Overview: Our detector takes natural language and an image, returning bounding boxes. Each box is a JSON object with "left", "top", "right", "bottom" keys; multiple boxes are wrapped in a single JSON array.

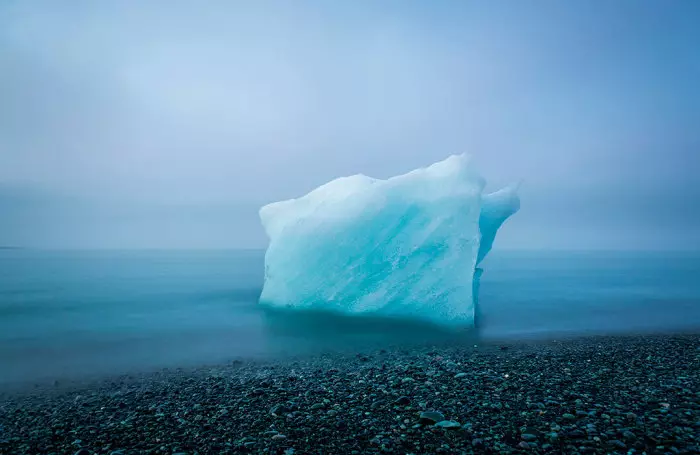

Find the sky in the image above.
[{"left": 1, "top": 0, "right": 699, "bottom": 249}]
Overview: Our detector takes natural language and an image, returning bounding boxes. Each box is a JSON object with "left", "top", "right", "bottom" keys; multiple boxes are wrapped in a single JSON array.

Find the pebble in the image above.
[
  {"left": 419, "top": 411, "right": 445, "bottom": 424},
  {"left": 394, "top": 396, "right": 411, "bottom": 406},
  {"left": 271, "top": 404, "right": 290, "bottom": 415},
  {"left": 568, "top": 429, "right": 585, "bottom": 438},
  {"left": 609, "top": 439, "right": 626, "bottom": 449},
  {"left": 434, "top": 420, "right": 461, "bottom": 429}
]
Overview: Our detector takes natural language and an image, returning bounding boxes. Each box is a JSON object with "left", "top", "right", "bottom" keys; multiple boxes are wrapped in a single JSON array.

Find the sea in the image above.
[{"left": 1, "top": 249, "right": 699, "bottom": 387}]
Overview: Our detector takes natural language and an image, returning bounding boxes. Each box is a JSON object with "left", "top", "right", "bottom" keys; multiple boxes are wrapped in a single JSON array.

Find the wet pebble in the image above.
[{"left": 419, "top": 411, "right": 445, "bottom": 424}]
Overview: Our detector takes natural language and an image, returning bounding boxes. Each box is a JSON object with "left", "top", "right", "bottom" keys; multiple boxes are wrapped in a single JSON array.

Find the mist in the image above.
[{"left": 1, "top": 0, "right": 698, "bottom": 249}]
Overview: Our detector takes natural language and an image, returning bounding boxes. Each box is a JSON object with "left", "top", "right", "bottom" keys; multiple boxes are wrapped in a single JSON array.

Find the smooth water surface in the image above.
[{"left": 1, "top": 249, "right": 699, "bottom": 386}]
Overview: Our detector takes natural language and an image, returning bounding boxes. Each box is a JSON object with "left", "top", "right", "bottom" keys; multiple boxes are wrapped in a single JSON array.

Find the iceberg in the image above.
[{"left": 258, "top": 154, "right": 519, "bottom": 327}]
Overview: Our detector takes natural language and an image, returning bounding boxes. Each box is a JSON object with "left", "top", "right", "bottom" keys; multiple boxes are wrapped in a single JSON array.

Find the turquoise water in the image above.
[{"left": 1, "top": 249, "right": 699, "bottom": 385}]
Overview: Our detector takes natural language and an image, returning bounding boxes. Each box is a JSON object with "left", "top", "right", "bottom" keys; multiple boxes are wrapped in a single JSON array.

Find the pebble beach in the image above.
[{"left": 1, "top": 333, "right": 699, "bottom": 455}]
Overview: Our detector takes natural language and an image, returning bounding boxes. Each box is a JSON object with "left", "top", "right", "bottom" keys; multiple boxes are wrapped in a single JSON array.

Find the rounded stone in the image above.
[{"left": 419, "top": 411, "right": 445, "bottom": 424}]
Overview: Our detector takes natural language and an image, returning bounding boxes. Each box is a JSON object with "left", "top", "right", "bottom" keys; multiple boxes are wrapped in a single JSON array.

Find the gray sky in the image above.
[{"left": 1, "top": 0, "right": 698, "bottom": 249}]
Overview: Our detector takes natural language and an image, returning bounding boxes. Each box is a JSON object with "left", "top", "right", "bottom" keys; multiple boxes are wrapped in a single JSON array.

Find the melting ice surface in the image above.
[{"left": 259, "top": 154, "right": 520, "bottom": 327}]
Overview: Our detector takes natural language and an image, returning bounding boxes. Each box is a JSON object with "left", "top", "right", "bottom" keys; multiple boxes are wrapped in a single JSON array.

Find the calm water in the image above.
[{"left": 1, "top": 249, "right": 699, "bottom": 386}]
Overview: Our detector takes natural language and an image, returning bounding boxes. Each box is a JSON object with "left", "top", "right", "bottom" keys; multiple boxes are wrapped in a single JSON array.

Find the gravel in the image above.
[{"left": 1, "top": 333, "right": 699, "bottom": 454}]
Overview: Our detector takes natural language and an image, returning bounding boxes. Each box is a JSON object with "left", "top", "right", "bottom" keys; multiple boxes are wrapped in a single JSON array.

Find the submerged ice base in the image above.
[{"left": 259, "top": 154, "right": 519, "bottom": 327}]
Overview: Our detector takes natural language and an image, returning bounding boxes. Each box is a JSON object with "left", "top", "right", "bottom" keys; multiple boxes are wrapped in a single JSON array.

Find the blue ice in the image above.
[{"left": 258, "top": 154, "right": 519, "bottom": 327}]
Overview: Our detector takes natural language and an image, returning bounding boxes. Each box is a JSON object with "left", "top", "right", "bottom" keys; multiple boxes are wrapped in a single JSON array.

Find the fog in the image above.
[{"left": 1, "top": 1, "right": 698, "bottom": 249}]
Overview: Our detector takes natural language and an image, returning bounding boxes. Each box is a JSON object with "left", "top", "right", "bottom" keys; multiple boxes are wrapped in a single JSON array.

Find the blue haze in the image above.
[{"left": 1, "top": 1, "right": 699, "bottom": 250}]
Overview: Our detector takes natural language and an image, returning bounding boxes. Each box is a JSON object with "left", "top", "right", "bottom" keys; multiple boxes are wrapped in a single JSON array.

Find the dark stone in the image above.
[
  {"left": 394, "top": 396, "right": 411, "bottom": 406},
  {"left": 609, "top": 440, "right": 626, "bottom": 449},
  {"left": 567, "top": 429, "right": 585, "bottom": 438},
  {"left": 419, "top": 411, "right": 445, "bottom": 424},
  {"left": 271, "top": 404, "right": 290, "bottom": 415}
]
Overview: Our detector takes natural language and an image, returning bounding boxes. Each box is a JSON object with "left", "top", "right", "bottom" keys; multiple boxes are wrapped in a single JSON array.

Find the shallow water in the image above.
[{"left": 1, "top": 249, "right": 699, "bottom": 385}]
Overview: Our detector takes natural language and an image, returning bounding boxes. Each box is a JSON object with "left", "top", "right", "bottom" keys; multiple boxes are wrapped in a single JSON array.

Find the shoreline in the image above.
[
  {"left": 1, "top": 332, "right": 699, "bottom": 454},
  {"left": 4, "top": 326, "right": 699, "bottom": 395}
]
